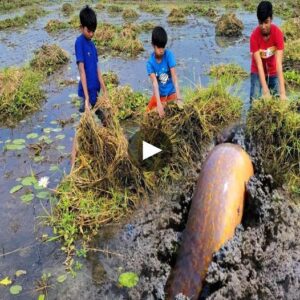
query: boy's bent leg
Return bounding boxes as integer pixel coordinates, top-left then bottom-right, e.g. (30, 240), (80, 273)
(268, 75), (279, 97)
(250, 73), (262, 104)
(79, 97), (85, 113)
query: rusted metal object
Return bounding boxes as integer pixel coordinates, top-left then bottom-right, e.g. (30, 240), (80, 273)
(165, 143), (254, 299)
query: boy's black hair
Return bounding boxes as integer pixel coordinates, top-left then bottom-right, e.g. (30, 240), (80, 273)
(152, 26), (168, 48)
(257, 1), (273, 23)
(80, 5), (97, 31)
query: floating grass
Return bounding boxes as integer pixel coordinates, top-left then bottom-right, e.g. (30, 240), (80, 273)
(167, 8), (187, 25)
(107, 5), (123, 14)
(0, 6), (46, 30)
(0, 0), (43, 12)
(138, 3), (164, 15)
(216, 13), (244, 37)
(30, 44), (69, 76)
(0, 67), (44, 127)
(246, 98), (300, 196)
(122, 8), (139, 20)
(102, 71), (119, 88)
(209, 63), (248, 81)
(62, 3), (74, 16)
(45, 20), (69, 33)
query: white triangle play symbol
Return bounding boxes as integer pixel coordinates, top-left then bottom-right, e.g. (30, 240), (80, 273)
(143, 141), (162, 160)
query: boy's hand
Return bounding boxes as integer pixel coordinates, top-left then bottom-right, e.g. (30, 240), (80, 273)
(157, 102), (165, 118)
(262, 88), (271, 99)
(176, 98), (184, 109)
(280, 93), (287, 101)
(85, 98), (91, 113)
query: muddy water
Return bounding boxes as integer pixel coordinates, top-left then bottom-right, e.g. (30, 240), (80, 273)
(0, 2), (292, 300)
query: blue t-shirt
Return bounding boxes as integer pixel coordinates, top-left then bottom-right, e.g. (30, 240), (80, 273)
(146, 49), (176, 97)
(75, 34), (100, 104)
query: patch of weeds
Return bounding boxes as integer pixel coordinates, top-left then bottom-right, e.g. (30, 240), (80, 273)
(209, 63), (248, 81)
(0, 7), (46, 30)
(284, 70), (300, 87)
(183, 4), (205, 15)
(242, 0), (256, 12)
(138, 3), (164, 15)
(102, 71), (119, 88)
(45, 20), (69, 33)
(30, 44), (70, 76)
(95, 3), (105, 10)
(0, 67), (44, 127)
(216, 13), (244, 37)
(122, 8), (139, 20)
(246, 98), (300, 196)
(281, 18), (300, 41)
(284, 39), (300, 71)
(167, 8), (187, 25)
(139, 21), (155, 32)
(62, 3), (74, 16)
(222, 1), (240, 10)
(68, 15), (80, 29)
(0, 0), (43, 12)
(107, 5), (123, 14)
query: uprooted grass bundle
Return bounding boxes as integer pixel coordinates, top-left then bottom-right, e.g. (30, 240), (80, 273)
(45, 19), (69, 33)
(141, 83), (242, 183)
(61, 3), (74, 16)
(167, 8), (187, 24)
(30, 44), (69, 76)
(246, 98), (300, 196)
(138, 3), (164, 15)
(0, 67), (44, 126)
(209, 63), (248, 81)
(122, 8), (139, 20)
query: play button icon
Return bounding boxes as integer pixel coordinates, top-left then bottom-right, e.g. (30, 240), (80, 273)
(128, 127), (172, 171)
(143, 141), (162, 160)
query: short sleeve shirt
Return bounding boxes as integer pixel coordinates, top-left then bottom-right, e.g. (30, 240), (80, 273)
(250, 24), (284, 76)
(75, 34), (100, 98)
(146, 49), (176, 97)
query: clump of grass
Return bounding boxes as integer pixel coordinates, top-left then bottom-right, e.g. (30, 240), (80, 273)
(284, 70), (300, 87)
(62, 3), (74, 16)
(0, 7), (46, 30)
(284, 39), (300, 71)
(222, 1), (240, 10)
(167, 8), (187, 25)
(209, 63), (248, 81)
(0, 67), (44, 127)
(183, 4), (205, 15)
(138, 3), (164, 15)
(107, 5), (123, 14)
(68, 15), (80, 29)
(30, 44), (69, 76)
(0, 0), (42, 12)
(45, 20), (69, 33)
(95, 3), (105, 10)
(216, 13), (244, 36)
(94, 23), (144, 58)
(122, 8), (139, 20)
(102, 71), (119, 88)
(242, 0), (256, 12)
(108, 85), (148, 120)
(139, 21), (155, 32)
(281, 18), (300, 41)
(246, 98), (299, 196)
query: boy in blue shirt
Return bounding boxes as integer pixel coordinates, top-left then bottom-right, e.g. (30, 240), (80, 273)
(75, 5), (108, 124)
(146, 26), (182, 118)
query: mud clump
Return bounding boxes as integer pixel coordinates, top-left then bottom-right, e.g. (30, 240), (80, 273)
(203, 175), (300, 300)
(216, 13), (244, 37)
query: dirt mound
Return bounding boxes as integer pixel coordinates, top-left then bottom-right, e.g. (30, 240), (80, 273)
(216, 14), (244, 37)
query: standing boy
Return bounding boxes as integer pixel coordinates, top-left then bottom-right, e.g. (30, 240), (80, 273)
(250, 1), (286, 103)
(146, 26), (182, 118)
(75, 5), (108, 123)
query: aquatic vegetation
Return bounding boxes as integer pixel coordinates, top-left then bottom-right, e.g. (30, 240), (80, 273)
(0, 7), (46, 30)
(122, 8), (139, 20)
(222, 1), (240, 10)
(45, 20), (69, 33)
(30, 44), (70, 76)
(284, 70), (300, 87)
(110, 37), (144, 58)
(246, 98), (300, 195)
(107, 5), (123, 14)
(209, 63), (248, 81)
(183, 4), (205, 15)
(68, 15), (80, 29)
(138, 3), (164, 15)
(167, 8), (187, 25)
(284, 39), (300, 71)
(0, 0), (42, 12)
(0, 67), (44, 127)
(139, 21), (156, 32)
(281, 18), (300, 41)
(102, 71), (119, 88)
(242, 0), (256, 12)
(95, 3), (105, 10)
(216, 13), (244, 37)
(62, 3), (74, 16)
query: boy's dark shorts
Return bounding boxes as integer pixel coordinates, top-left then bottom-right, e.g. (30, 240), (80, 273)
(79, 97), (107, 126)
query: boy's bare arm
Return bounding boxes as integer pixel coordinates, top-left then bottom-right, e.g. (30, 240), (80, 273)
(275, 50), (286, 100)
(170, 67), (183, 103)
(150, 73), (165, 118)
(78, 62), (90, 112)
(253, 51), (271, 98)
(97, 67), (108, 98)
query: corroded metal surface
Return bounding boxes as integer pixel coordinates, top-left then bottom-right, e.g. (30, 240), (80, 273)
(165, 143), (254, 299)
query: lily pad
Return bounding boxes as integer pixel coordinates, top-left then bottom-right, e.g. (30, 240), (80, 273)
(10, 285), (22, 295)
(5, 144), (26, 151)
(52, 128), (62, 132)
(12, 139), (26, 145)
(10, 185), (23, 194)
(43, 128), (53, 133)
(36, 191), (50, 199)
(33, 183), (44, 190)
(50, 165), (59, 172)
(33, 156), (45, 163)
(56, 134), (65, 140)
(118, 272), (139, 288)
(38, 295), (45, 300)
(20, 193), (34, 203)
(15, 270), (27, 277)
(21, 176), (37, 186)
(57, 274), (67, 283)
(0, 277), (12, 286)
(26, 133), (39, 139)
(50, 120), (58, 125)
(56, 145), (65, 150)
